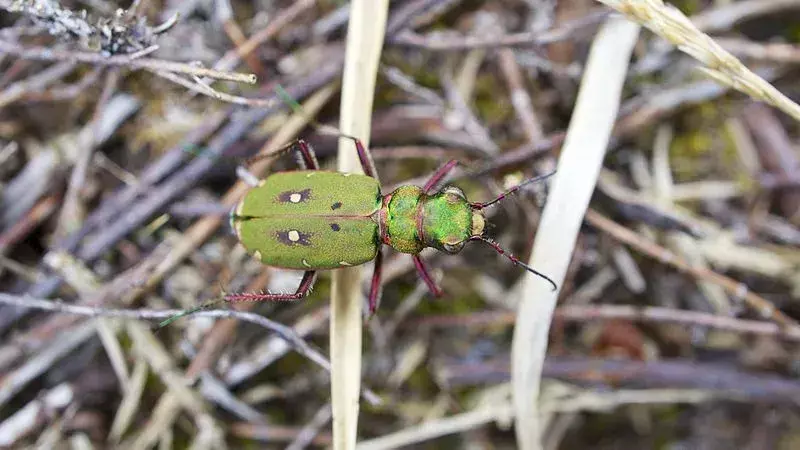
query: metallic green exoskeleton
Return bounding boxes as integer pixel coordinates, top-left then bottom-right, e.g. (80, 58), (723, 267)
(234, 171), (381, 270)
(227, 138), (555, 314)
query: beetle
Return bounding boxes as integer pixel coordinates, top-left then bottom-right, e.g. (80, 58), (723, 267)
(225, 135), (556, 314)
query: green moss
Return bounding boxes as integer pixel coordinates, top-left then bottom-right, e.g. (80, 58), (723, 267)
(671, 0), (702, 14)
(669, 102), (740, 182)
(786, 24), (800, 42)
(414, 282), (483, 315)
(382, 52), (441, 91)
(405, 362), (436, 393)
(721, 124), (757, 192)
(473, 75), (513, 126)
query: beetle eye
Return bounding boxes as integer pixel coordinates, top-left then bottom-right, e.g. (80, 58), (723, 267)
(443, 241), (465, 254)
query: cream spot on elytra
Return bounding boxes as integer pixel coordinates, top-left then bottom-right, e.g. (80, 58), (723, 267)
(277, 229), (312, 246)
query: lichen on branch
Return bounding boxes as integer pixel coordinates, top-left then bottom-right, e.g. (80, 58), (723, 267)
(1, 0), (176, 55)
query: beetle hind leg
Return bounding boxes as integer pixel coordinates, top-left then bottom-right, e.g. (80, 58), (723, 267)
(225, 271), (317, 302)
(242, 139), (321, 171)
(366, 250), (384, 315)
(335, 135), (379, 181)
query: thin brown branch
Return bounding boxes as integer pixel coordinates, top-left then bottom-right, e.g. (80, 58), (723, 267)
(0, 40), (256, 83)
(0, 60), (75, 108)
(442, 357), (800, 403)
(151, 69), (276, 107)
(22, 66), (104, 101)
(389, 9), (607, 50)
(716, 37), (800, 64)
(0, 292), (379, 404)
(584, 209), (799, 329)
(0, 293), (327, 372)
(0, 194), (59, 254)
(286, 403), (333, 450)
(411, 305), (800, 341)
(55, 69), (121, 241)
(209, 0), (316, 77)
(497, 48), (544, 144)
(215, 0), (267, 76)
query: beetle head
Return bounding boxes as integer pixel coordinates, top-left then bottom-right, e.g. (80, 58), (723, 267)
(421, 186), (479, 254)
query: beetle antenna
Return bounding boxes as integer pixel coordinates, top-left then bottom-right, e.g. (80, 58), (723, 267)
(470, 236), (557, 291)
(470, 170), (556, 210)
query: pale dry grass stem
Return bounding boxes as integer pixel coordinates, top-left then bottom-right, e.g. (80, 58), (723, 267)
(597, 0), (800, 121)
(511, 17), (641, 450)
(331, 1), (390, 449)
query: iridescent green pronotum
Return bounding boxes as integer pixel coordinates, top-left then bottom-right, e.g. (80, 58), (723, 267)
(226, 137), (556, 314)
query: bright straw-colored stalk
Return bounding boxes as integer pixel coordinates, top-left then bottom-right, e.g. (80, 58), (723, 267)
(511, 18), (641, 450)
(598, 0), (800, 121)
(331, 1), (389, 449)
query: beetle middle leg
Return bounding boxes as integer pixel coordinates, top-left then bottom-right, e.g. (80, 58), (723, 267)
(224, 270), (318, 302)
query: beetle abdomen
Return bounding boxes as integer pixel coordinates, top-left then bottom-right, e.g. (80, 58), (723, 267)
(238, 217), (379, 269)
(233, 171), (382, 269)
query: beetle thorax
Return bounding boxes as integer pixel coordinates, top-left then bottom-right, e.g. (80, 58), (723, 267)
(381, 185), (481, 255)
(381, 185), (425, 254)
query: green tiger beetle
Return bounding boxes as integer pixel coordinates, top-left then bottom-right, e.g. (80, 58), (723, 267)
(226, 135), (556, 314)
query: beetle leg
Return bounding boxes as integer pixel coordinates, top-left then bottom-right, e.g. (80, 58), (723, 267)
(224, 271), (317, 302)
(423, 159), (464, 194)
(367, 250), (384, 314)
(293, 139), (320, 170)
(412, 255), (444, 297)
(242, 139), (321, 170)
(242, 139), (299, 166)
(337, 135), (379, 180)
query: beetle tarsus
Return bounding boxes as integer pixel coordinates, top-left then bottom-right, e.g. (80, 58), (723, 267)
(225, 271), (317, 302)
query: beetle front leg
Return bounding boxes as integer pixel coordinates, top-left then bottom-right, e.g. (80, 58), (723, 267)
(224, 270), (317, 302)
(412, 255), (444, 297)
(423, 159), (464, 194)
